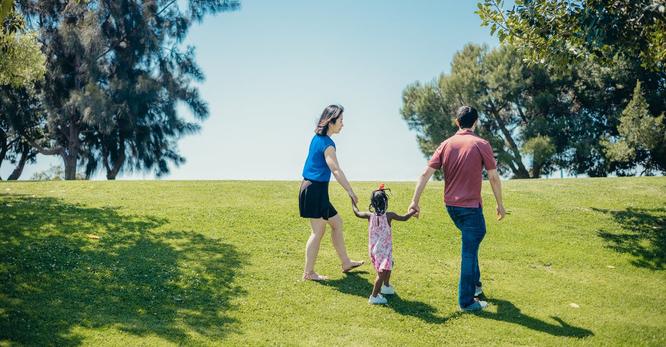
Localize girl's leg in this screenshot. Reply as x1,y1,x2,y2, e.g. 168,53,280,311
383,270,392,287
304,218,327,276
327,214,362,269
372,271,389,297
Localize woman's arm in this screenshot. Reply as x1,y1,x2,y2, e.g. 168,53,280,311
325,146,358,204
352,200,371,219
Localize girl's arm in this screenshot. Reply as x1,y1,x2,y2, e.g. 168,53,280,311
352,199,371,219
386,209,417,223
325,146,358,205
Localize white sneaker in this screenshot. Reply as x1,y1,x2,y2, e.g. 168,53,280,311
368,294,388,305
475,286,483,296
462,300,488,311
380,284,396,295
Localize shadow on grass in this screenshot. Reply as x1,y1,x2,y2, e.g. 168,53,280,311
476,298,594,338
593,207,665,270
0,194,247,346
319,272,461,324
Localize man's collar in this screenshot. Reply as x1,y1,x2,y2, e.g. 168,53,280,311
456,128,474,135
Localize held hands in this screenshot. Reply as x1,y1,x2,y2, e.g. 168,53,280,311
348,191,359,206
496,204,506,221
408,201,420,219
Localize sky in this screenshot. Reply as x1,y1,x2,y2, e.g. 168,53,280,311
3,0,501,181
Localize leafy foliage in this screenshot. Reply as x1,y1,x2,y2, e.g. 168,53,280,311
476,0,666,72
602,82,666,174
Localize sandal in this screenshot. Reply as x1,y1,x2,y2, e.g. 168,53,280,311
342,260,364,273
303,272,328,281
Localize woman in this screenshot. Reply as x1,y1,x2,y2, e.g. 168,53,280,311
299,104,364,281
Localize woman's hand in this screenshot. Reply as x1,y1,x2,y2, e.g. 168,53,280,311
348,191,358,205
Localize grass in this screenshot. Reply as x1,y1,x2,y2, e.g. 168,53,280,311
1,177,665,346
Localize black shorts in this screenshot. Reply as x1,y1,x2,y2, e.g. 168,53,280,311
299,179,338,220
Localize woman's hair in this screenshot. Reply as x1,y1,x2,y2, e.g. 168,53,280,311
314,104,344,136
369,185,390,215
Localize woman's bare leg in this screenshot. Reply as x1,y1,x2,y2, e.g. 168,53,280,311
328,214,362,270
304,218,327,277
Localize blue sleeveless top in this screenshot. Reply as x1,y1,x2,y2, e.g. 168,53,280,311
302,135,336,182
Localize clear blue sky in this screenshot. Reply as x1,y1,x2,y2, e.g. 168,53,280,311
4,1,501,181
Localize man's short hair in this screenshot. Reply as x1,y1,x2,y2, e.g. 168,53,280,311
456,106,478,129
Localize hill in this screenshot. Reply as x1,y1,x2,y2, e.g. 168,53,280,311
1,178,664,346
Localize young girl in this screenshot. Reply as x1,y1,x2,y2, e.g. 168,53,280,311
352,184,416,304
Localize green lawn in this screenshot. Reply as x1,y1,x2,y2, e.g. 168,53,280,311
1,177,665,346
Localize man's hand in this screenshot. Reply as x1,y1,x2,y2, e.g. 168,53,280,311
496,204,506,221
408,201,420,218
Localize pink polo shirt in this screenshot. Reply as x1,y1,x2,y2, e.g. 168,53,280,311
428,129,497,208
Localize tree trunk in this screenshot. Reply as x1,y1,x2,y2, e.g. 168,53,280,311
0,130,7,178
106,150,125,180
505,160,520,177
63,153,77,180
63,122,80,180
491,113,530,178
530,164,542,179
104,132,126,180
7,144,31,180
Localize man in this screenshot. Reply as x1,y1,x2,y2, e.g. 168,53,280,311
408,106,506,312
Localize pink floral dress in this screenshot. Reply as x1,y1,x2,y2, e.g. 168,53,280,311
368,213,393,272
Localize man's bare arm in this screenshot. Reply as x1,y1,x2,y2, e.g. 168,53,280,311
487,169,506,220
408,166,437,217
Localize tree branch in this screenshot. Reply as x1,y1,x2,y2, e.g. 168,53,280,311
29,140,63,156
491,0,510,32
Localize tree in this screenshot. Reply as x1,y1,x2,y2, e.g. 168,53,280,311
0,85,43,180
0,6,45,88
522,136,556,178
602,82,666,174
402,44,569,179
0,4,46,180
476,0,666,72
17,0,239,180
80,0,229,179
477,0,666,176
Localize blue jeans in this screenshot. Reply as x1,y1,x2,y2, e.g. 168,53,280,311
446,205,486,309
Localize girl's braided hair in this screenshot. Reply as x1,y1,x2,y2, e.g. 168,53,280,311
369,183,390,216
